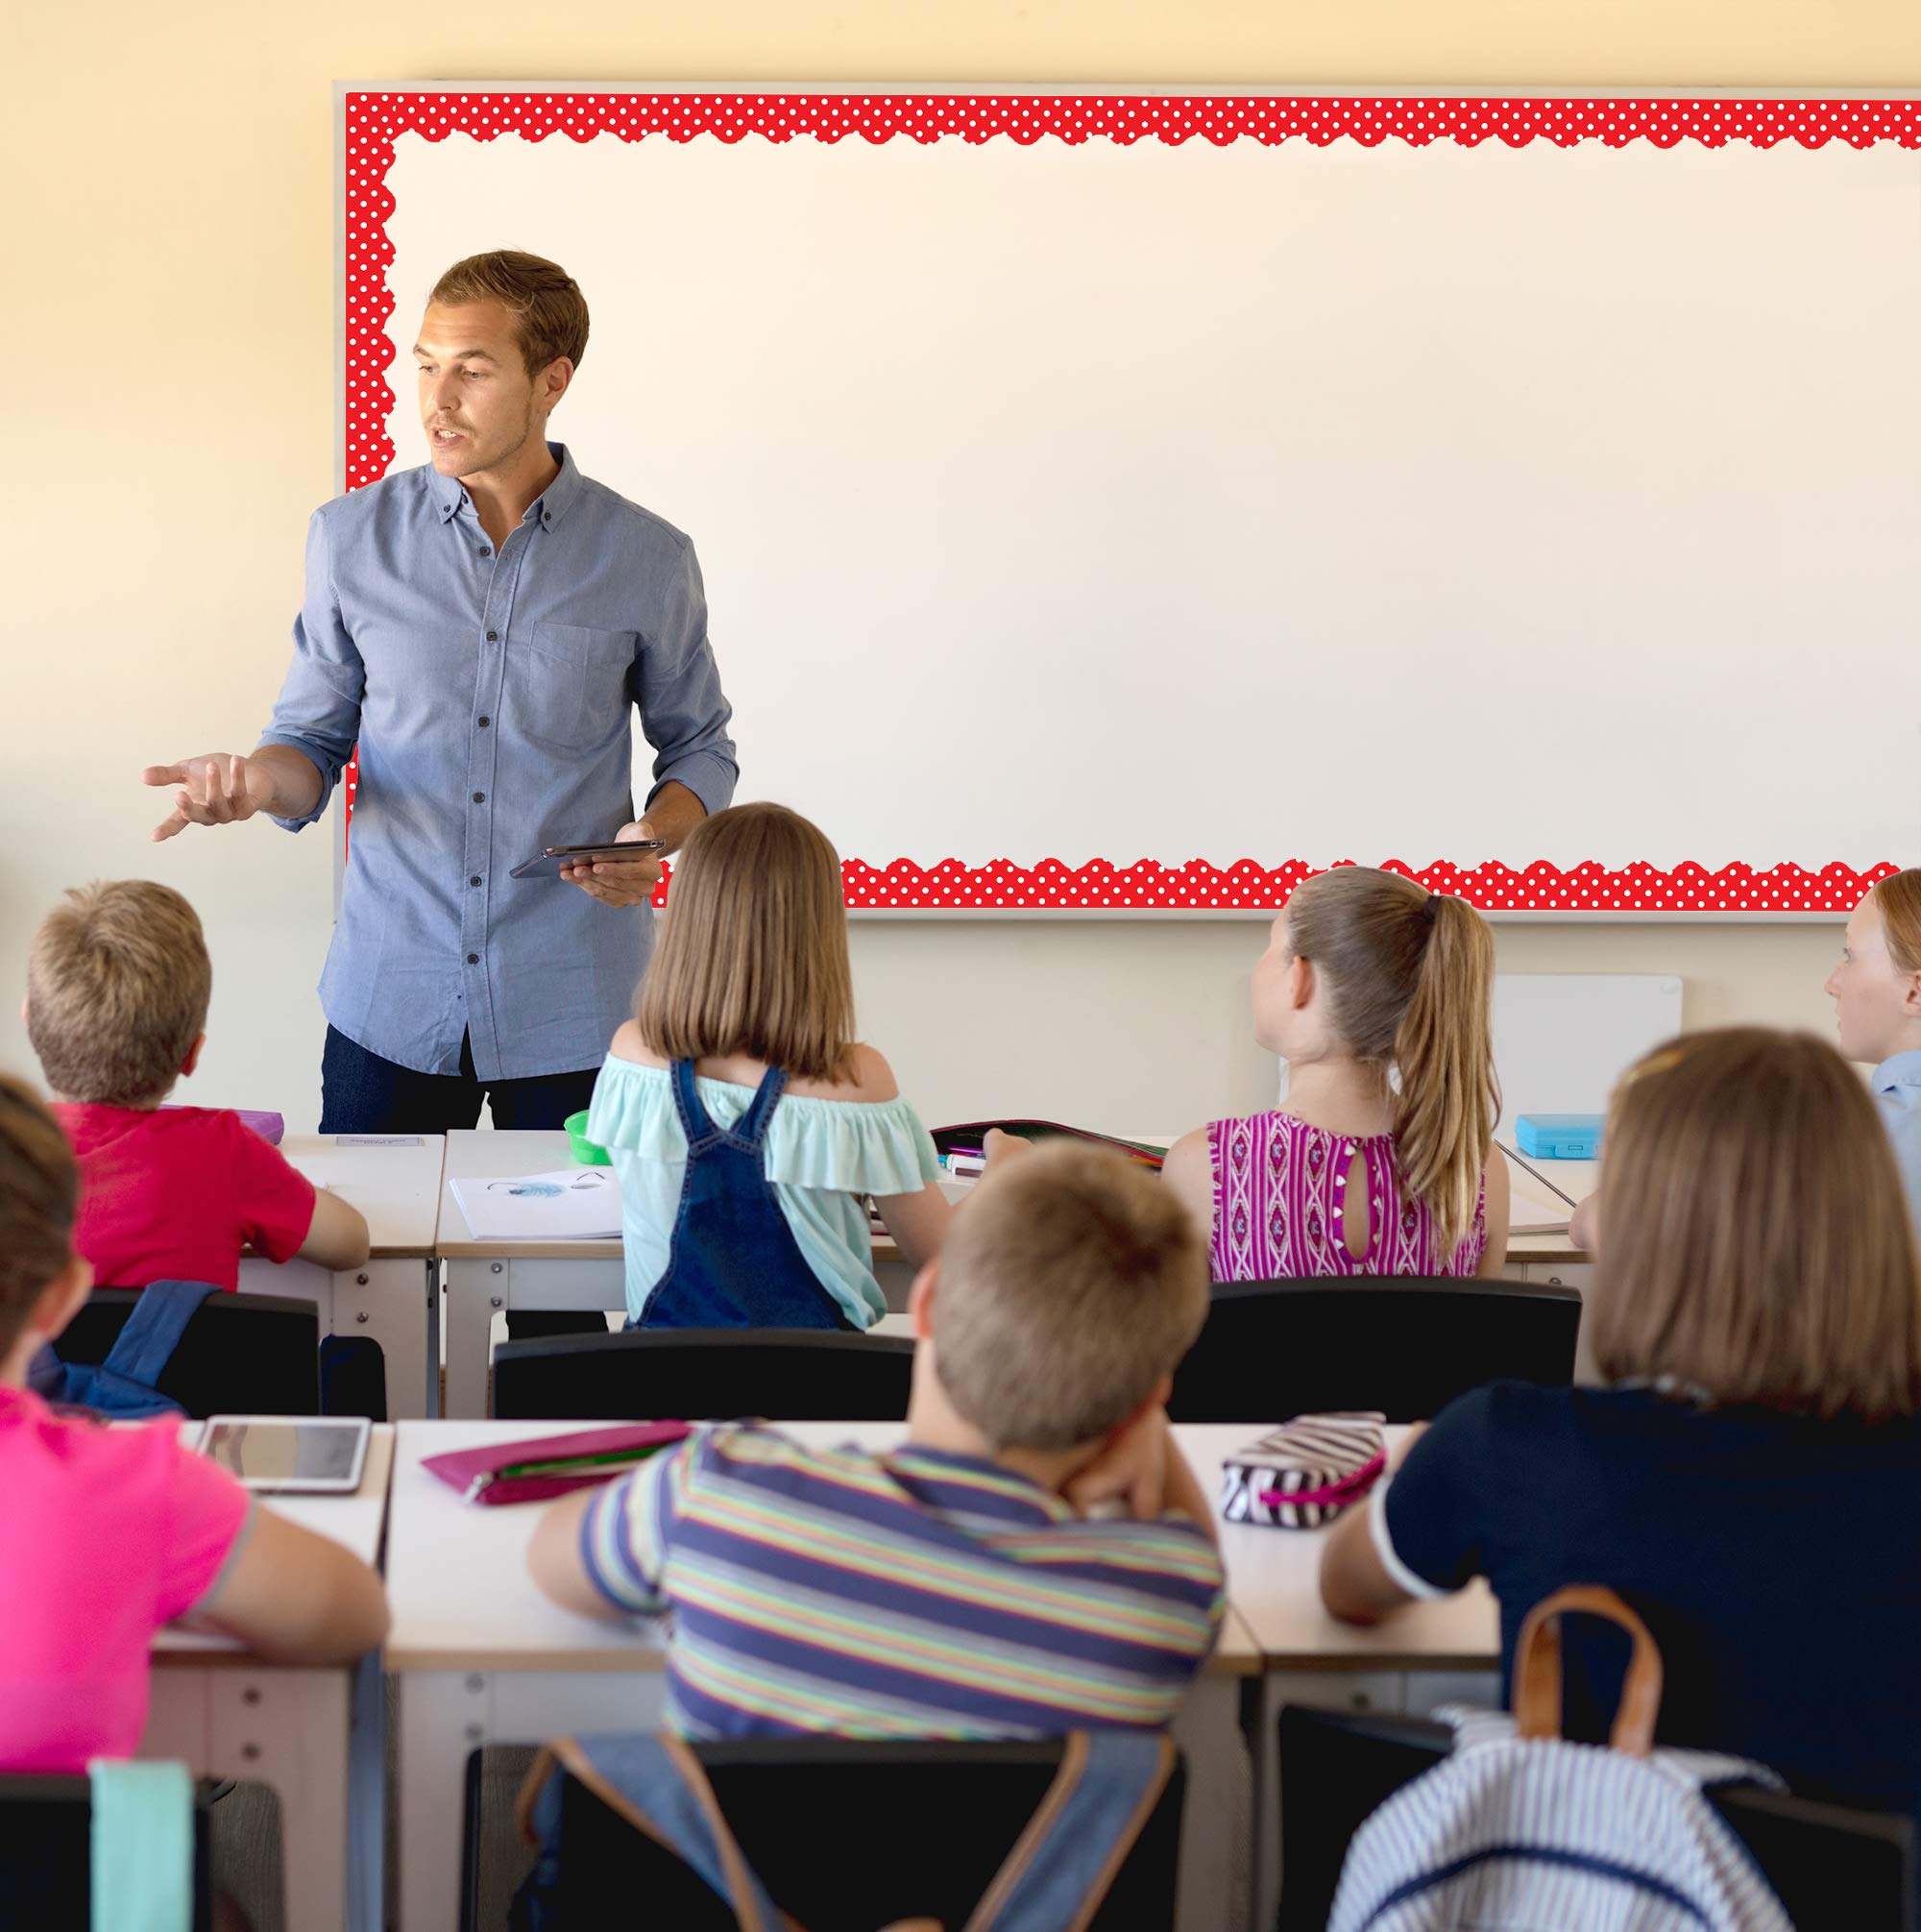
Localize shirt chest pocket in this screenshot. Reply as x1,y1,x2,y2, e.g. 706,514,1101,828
516,622,636,752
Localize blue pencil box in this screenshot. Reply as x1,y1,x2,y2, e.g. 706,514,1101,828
1515,1113,1604,1160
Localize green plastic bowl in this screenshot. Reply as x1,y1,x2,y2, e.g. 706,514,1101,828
565,1110,611,1165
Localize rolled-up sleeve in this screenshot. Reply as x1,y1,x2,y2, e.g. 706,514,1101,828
256,508,366,831
638,538,738,817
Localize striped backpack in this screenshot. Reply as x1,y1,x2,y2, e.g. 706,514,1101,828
1329,1587,1792,1932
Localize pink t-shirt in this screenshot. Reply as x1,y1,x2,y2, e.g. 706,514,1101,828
53,1104,317,1292
0,1387,251,1772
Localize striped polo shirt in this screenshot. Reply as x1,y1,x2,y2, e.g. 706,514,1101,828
580,1425,1226,1739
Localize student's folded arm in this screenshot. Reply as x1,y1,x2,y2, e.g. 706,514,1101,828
527,1489,633,1622
528,1446,686,1623
191,1508,389,1664
1568,1191,1599,1254
298,1187,373,1271
1474,1148,1512,1278
1159,1428,1221,1548
871,1182,951,1271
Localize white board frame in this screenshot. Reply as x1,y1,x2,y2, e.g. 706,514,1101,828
332,82,1921,921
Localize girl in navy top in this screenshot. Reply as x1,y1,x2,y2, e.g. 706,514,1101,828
1322,1028,1921,1835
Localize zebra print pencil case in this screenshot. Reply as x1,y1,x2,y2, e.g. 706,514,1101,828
1219,1412,1388,1529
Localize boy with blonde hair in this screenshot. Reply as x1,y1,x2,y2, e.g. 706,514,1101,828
26,881,368,1288
529,1142,1223,1737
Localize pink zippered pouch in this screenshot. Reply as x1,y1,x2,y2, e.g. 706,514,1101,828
423,1422,693,1505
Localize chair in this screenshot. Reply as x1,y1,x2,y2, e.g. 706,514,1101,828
490,1328,917,1422
1167,1276,1581,1423
0,1774,216,1930
477,1737,1185,1931
1276,1705,1915,1932
54,1289,321,1418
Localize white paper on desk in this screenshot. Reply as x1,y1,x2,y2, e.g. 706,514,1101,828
1509,1213,1573,1237
450,1168,622,1239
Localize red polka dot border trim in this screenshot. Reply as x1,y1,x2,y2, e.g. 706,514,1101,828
343,90,1912,914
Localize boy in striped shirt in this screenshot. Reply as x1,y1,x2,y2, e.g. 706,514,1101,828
528,1141,1225,1738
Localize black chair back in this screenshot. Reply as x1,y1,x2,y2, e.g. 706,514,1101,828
1168,1276,1581,1422
487,1738,1184,1931
55,1288,321,1417
0,1774,214,1930
1277,1705,1915,1932
491,1328,917,1422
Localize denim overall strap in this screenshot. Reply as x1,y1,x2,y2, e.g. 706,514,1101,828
730,1067,789,1150
101,1281,219,1386
640,1064,847,1332
669,1058,724,1151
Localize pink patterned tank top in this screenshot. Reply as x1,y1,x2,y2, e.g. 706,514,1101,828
1205,1111,1487,1281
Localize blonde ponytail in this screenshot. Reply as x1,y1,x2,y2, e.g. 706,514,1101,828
1283,869,1499,1256
1392,895,1500,1256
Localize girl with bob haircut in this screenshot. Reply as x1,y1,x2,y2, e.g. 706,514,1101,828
1827,867,1921,1235
1162,867,1509,1279
586,801,951,1329
1323,1027,1921,1834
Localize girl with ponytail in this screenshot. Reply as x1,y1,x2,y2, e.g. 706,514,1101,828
1163,868,1509,1279
1827,868,1921,1235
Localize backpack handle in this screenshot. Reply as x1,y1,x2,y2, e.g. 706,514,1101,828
1512,1584,1663,1758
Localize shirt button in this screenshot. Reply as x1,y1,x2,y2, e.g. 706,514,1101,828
470,874,482,888
485,630,498,642
466,953,480,966
477,716,491,728
472,791,486,804
478,547,491,557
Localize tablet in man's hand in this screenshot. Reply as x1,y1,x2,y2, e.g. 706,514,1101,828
510,840,666,880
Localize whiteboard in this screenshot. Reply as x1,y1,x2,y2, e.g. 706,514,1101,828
343,88,1921,913
1490,972,1683,1137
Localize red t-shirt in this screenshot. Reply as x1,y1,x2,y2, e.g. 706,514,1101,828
53,1104,318,1292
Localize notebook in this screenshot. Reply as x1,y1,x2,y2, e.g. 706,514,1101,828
450,1168,622,1240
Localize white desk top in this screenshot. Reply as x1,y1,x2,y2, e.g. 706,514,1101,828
1179,1423,1499,1671
278,1135,448,1259
155,1425,395,1661
387,1420,1259,1675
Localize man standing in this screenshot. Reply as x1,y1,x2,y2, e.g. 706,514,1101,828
144,252,737,1134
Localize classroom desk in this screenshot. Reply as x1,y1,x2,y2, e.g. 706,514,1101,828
436,1131,919,1418
388,1420,1260,1932
1180,1422,1502,1932
145,1426,397,1932
238,1135,448,1419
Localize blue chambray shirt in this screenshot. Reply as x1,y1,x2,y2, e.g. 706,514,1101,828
258,443,738,1082
1873,1049,1921,1237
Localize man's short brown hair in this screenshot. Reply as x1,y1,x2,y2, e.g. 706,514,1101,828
430,250,589,377
931,1143,1209,1451
1592,1027,1921,1422
0,1075,79,1357
27,881,212,1106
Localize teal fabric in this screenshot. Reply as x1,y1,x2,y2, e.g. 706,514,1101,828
587,1054,943,1327
88,1759,192,1932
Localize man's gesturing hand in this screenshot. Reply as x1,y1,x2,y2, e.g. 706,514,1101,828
143,755,276,843
562,819,667,908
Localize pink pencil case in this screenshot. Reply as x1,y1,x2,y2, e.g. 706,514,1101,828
422,1422,693,1505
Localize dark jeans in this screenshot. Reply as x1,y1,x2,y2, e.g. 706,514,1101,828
320,1026,604,1338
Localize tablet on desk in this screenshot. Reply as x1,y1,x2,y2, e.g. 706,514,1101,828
198,1417,371,1493
509,840,664,880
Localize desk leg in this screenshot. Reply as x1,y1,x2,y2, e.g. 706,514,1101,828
443,1259,501,1420
330,1258,437,1422
1171,1674,1252,1932
1253,1671,1404,1932
398,1671,485,1932
426,1259,444,1418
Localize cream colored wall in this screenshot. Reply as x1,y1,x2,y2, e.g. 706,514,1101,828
5,3,1907,1128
